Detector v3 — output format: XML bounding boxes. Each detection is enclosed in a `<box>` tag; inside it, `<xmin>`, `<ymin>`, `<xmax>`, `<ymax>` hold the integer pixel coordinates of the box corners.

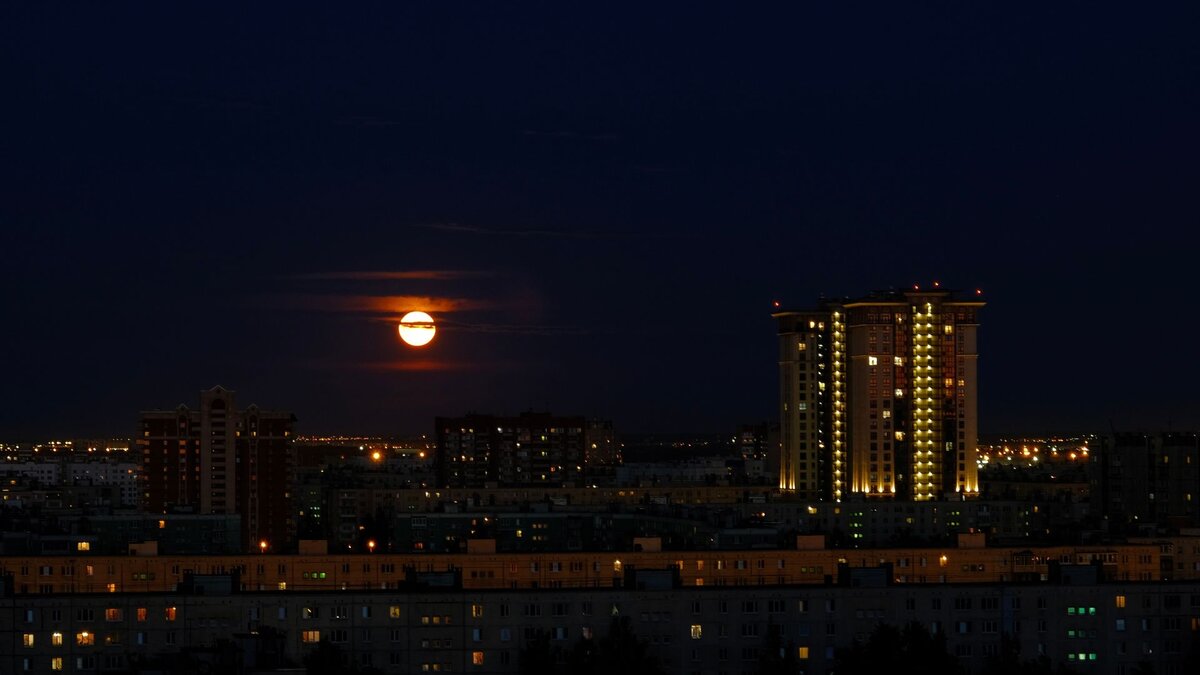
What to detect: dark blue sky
<box><xmin>2</xmin><ymin>3</ymin><xmax>1198</xmax><ymax>437</ymax></box>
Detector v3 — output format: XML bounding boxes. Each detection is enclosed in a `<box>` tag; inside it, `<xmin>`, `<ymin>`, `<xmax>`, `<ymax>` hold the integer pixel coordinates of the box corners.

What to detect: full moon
<box><xmin>398</xmin><ymin>311</ymin><xmax>436</xmax><ymax>347</ymax></box>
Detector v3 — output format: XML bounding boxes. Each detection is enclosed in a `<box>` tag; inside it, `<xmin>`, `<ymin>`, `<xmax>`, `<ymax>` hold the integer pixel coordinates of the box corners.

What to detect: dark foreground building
<box><xmin>3</xmin><ymin>569</ymin><xmax>1197</xmax><ymax>674</ymax></box>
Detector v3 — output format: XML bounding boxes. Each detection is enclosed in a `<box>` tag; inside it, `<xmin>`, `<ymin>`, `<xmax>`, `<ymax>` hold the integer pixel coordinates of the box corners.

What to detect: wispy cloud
<box><xmin>289</xmin><ymin>270</ymin><xmax>491</xmax><ymax>282</ymax></box>
<box><xmin>359</xmin><ymin>359</ymin><xmax>472</xmax><ymax>372</ymax></box>
<box><xmin>271</xmin><ymin>269</ymin><xmax>586</xmax><ymax>337</ymax></box>
<box><xmin>334</xmin><ymin>115</ymin><xmax>407</xmax><ymax>128</ymax></box>
<box><xmin>447</xmin><ymin>322</ymin><xmax>590</xmax><ymax>336</ymax></box>
<box><xmin>362</xmin><ymin>316</ymin><xmax>589</xmax><ymax>336</ymax></box>
<box><xmin>414</xmin><ymin>222</ymin><xmax>684</xmax><ymax>240</ymax></box>
<box><xmin>306</xmin><ymin>358</ymin><xmax>521</xmax><ymax>373</ymax></box>
<box><xmin>270</xmin><ymin>294</ymin><xmax>493</xmax><ymax>314</ymax></box>
<box><xmin>520</xmin><ymin>129</ymin><xmax>620</xmax><ymax>142</ymax></box>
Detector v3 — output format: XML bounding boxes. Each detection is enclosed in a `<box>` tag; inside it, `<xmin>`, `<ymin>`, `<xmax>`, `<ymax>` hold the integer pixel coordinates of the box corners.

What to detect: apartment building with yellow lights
<box><xmin>776</xmin><ymin>287</ymin><xmax>983</xmax><ymax>501</ymax></box>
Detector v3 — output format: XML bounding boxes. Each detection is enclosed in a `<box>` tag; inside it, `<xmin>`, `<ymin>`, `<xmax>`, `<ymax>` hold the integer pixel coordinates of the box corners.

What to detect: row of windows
<box><xmin>21</xmin><ymin>630</ymin><xmax>177</xmax><ymax>648</ymax></box>
<box><xmin>18</xmin><ymin>656</ymin><xmax>125</xmax><ymax>672</ymax></box>
<box><xmin>21</xmin><ymin>607</ymin><xmax>175</xmax><ymax>623</ymax></box>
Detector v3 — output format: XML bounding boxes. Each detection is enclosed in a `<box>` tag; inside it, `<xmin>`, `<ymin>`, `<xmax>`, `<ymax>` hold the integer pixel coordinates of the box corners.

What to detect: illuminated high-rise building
<box><xmin>139</xmin><ymin>386</ymin><xmax>296</xmax><ymax>550</ymax></box>
<box><xmin>774</xmin><ymin>286</ymin><xmax>982</xmax><ymax>501</ymax></box>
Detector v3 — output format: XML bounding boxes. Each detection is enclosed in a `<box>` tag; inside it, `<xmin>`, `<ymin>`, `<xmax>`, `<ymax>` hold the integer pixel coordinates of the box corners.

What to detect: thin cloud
<box><xmin>415</xmin><ymin>222</ymin><xmax>685</xmax><ymax>240</ymax></box>
<box><xmin>520</xmin><ymin>129</ymin><xmax>620</xmax><ymax>142</ymax></box>
<box><xmin>365</xmin><ymin>316</ymin><xmax>589</xmax><ymax>337</ymax></box>
<box><xmin>306</xmin><ymin>359</ymin><xmax>521</xmax><ymax>373</ymax></box>
<box><xmin>270</xmin><ymin>294</ymin><xmax>494</xmax><ymax>314</ymax></box>
<box><xmin>450</xmin><ymin>322</ymin><xmax>590</xmax><ymax>336</ymax></box>
<box><xmin>360</xmin><ymin>359</ymin><xmax>472</xmax><ymax>372</ymax></box>
<box><xmin>289</xmin><ymin>270</ymin><xmax>491</xmax><ymax>281</ymax></box>
<box><xmin>335</xmin><ymin>115</ymin><xmax>406</xmax><ymax>128</ymax></box>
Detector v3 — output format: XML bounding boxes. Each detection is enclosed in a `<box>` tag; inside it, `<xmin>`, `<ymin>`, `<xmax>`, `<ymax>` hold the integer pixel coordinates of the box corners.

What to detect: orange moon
<box><xmin>398</xmin><ymin>311</ymin><xmax>436</xmax><ymax>347</ymax></box>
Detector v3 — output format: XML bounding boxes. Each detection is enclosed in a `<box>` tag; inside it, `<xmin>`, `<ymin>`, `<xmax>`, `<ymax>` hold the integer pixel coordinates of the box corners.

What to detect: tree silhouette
<box><xmin>758</xmin><ymin>622</ymin><xmax>799</xmax><ymax>675</ymax></box>
<box><xmin>980</xmin><ymin>633</ymin><xmax>1079</xmax><ymax>675</ymax></box>
<box><xmin>525</xmin><ymin>617</ymin><xmax>664</xmax><ymax>675</ymax></box>
<box><xmin>519</xmin><ymin>630</ymin><xmax>559</xmax><ymax>675</ymax></box>
<box><xmin>835</xmin><ymin>622</ymin><xmax>962</xmax><ymax>675</ymax></box>
<box><xmin>592</xmin><ymin>616</ymin><xmax>664</xmax><ymax>675</ymax></box>
<box><xmin>304</xmin><ymin>639</ymin><xmax>344</xmax><ymax>675</ymax></box>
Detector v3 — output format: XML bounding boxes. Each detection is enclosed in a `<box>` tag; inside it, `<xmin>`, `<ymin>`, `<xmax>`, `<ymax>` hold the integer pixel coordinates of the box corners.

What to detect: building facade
<box><xmin>435</xmin><ymin>413</ymin><xmax>599</xmax><ymax>488</ymax></box>
<box><xmin>1093</xmin><ymin>433</ymin><xmax>1200</xmax><ymax>529</ymax></box>
<box><xmin>0</xmin><ymin>537</ymin><xmax>1173</xmax><ymax>598</ymax></box>
<box><xmin>138</xmin><ymin>386</ymin><xmax>296</xmax><ymax>551</ymax></box>
<box><xmin>775</xmin><ymin>287</ymin><xmax>982</xmax><ymax>502</ymax></box>
<box><xmin>4</xmin><ymin>571</ymin><xmax>1199</xmax><ymax>675</ymax></box>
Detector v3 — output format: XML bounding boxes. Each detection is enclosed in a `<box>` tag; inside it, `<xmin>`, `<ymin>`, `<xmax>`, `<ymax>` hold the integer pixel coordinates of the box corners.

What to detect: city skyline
<box><xmin>3</xmin><ymin>5</ymin><xmax>1199</xmax><ymax>439</ymax></box>
<box><xmin>4</xmin><ymin>7</ymin><xmax>1200</xmax><ymax>674</ymax></box>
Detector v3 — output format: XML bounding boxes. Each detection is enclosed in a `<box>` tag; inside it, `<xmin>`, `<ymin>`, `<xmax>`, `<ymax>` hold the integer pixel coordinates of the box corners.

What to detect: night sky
<box><xmin>2</xmin><ymin>4</ymin><xmax>1198</xmax><ymax>438</ymax></box>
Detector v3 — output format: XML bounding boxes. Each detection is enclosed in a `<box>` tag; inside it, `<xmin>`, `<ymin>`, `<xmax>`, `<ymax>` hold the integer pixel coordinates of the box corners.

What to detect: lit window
<box><xmin>136</xmin><ymin>608</ymin><xmax>147</xmax><ymax>622</ymax></box>
<box><xmin>389</xmin><ymin>606</ymin><xmax>402</xmax><ymax>619</ymax></box>
<box><xmin>302</xmin><ymin>630</ymin><xmax>320</xmax><ymax>644</ymax></box>
<box><xmin>106</xmin><ymin>583</ymin><xmax>117</xmax><ymax>593</ymax></box>
<box><xmin>868</xmin><ymin>356</ymin><xmax>878</xmax><ymax>366</ymax></box>
<box><xmin>76</xmin><ymin>631</ymin><xmax>94</xmax><ymax>646</ymax></box>
<box><xmin>278</xmin><ymin>582</ymin><xmax>287</xmax><ymax>590</ymax></box>
<box><xmin>52</xmin><ymin>658</ymin><xmax>63</xmax><ymax>671</ymax></box>
<box><xmin>894</xmin><ymin>356</ymin><xmax>903</xmax><ymax>366</ymax></box>
<box><xmin>105</xmin><ymin>608</ymin><xmax>121</xmax><ymax>621</ymax></box>
<box><xmin>472</xmin><ymin>651</ymin><xmax>484</xmax><ymax>666</ymax></box>
<box><xmin>51</xmin><ymin>632</ymin><xmax>63</xmax><ymax>646</ymax></box>
<box><xmin>164</xmin><ymin>607</ymin><xmax>177</xmax><ymax>622</ymax></box>
<box><xmin>77</xmin><ymin>542</ymin><xmax>90</xmax><ymax>551</ymax></box>
<box><xmin>158</xmin><ymin>520</ymin><xmax>166</xmax><ymax>529</ymax></box>
<box><xmin>1116</xmin><ymin>595</ymin><xmax>1126</xmax><ymax>608</ymax></box>
<box><xmin>690</xmin><ymin>625</ymin><xmax>702</xmax><ymax>639</ymax></box>
<box><xmin>944</xmin><ymin>325</ymin><xmax>953</xmax><ymax>334</ymax></box>
<box><xmin>471</xmin><ymin>604</ymin><xmax>484</xmax><ymax>619</ymax></box>
<box><xmin>613</xmin><ymin>560</ymin><xmax>622</xmax><ymax>573</ymax></box>
<box><xmin>798</xmin><ymin>646</ymin><xmax>810</xmax><ymax>659</ymax></box>
<box><xmin>23</xmin><ymin>633</ymin><xmax>34</xmax><ymax>648</ymax></box>
<box><xmin>85</xmin><ymin>565</ymin><xmax>94</xmax><ymax>576</ymax></box>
